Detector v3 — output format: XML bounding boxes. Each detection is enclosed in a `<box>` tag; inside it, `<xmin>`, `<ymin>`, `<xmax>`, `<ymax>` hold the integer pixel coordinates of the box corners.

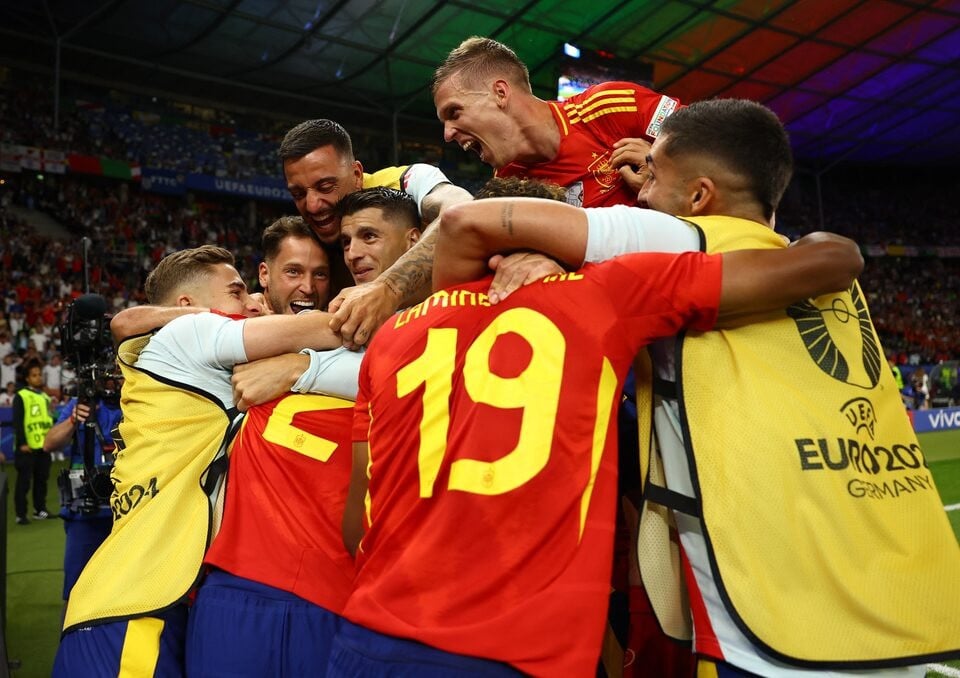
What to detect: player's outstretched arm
<box><xmin>111</xmin><ymin>305</ymin><xmax>206</xmax><ymax>342</ymax></box>
<box><xmin>717</xmin><ymin>231</ymin><xmax>863</xmax><ymax>323</ymax></box>
<box><xmin>241</xmin><ymin>311</ymin><xmax>342</xmax><ymax>361</ymax></box>
<box><xmin>232</xmin><ymin>348</ymin><xmax>362</xmax><ymax>411</ymax></box>
<box><xmin>434</xmin><ymin>198</ymin><xmax>591</xmax><ymax>290</ymax></box>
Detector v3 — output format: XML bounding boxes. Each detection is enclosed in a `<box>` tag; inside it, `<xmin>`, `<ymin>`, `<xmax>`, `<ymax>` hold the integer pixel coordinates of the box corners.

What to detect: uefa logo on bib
<box><xmin>786</xmin><ymin>284</ymin><xmax>883</xmax><ymax>390</ymax></box>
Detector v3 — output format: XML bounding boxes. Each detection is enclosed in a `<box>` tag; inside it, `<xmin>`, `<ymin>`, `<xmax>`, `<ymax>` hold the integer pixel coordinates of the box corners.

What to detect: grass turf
<box><xmin>4</xmin><ymin>458</ymin><xmax>67</xmax><ymax>678</ymax></box>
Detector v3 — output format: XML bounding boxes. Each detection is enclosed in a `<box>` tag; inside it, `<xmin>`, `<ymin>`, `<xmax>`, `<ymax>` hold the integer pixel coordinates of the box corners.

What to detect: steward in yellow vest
<box><xmin>16</xmin><ymin>383</ymin><xmax>53</xmax><ymax>450</ymax></box>
<box><xmin>13</xmin><ymin>362</ymin><xmax>54</xmax><ymax>523</ymax></box>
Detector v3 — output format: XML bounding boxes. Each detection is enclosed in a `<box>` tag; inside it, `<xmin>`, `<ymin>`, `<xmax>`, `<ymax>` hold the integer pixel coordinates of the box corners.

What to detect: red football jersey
<box><xmin>205</xmin><ymin>392</ymin><xmax>355</xmax><ymax>615</ymax></box>
<box><xmin>496</xmin><ymin>81</ymin><xmax>681</xmax><ymax>208</ymax></box>
<box><xmin>346</xmin><ymin>251</ymin><xmax>721</xmax><ymax>677</ymax></box>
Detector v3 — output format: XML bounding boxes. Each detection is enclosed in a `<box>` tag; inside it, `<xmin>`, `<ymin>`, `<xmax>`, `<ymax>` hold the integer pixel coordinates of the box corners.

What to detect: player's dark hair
<box><xmin>660</xmin><ymin>98</ymin><xmax>792</xmax><ymax>220</ymax></box>
<box><xmin>474</xmin><ymin>177</ymin><xmax>567</xmax><ymax>201</ymax></box>
<box><xmin>334</xmin><ymin>187</ymin><xmax>420</xmax><ymax>232</ymax></box>
<box><xmin>261</xmin><ymin>216</ymin><xmax>317</xmax><ymax>262</ymax></box>
<box><xmin>279</xmin><ymin>119</ymin><xmax>354</xmax><ymax>163</ymax></box>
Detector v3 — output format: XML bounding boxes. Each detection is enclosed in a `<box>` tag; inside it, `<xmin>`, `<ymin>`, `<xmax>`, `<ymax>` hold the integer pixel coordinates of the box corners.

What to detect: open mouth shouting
<box><xmin>460</xmin><ymin>139</ymin><xmax>486</xmax><ymax>163</ymax></box>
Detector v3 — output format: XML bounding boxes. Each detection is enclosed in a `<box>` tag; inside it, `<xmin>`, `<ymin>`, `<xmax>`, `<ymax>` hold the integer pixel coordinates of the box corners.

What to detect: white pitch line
<box><xmin>926</xmin><ymin>663</ymin><xmax>960</xmax><ymax>678</ymax></box>
<box><xmin>945</xmin><ymin>503</ymin><xmax>960</xmax><ymax>512</ymax></box>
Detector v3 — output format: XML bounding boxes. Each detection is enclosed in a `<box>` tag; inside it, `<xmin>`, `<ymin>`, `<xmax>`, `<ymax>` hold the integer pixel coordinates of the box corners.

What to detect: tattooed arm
<box><xmin>433</xmin><ymin>198</ymin><xmax>591</xmax><ymax>290</ymax></box>
<box><xmin>328</xmin><ymin>182</ymin><xmax>472</xmax><ymax>349</ymax></box>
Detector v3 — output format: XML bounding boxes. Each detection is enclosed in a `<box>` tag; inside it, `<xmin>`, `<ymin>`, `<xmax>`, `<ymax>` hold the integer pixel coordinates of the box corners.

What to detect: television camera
<box><xmin>57</xmin><ymin>293</ymin><xmax>121</xmax><ymax>512</ymax></box>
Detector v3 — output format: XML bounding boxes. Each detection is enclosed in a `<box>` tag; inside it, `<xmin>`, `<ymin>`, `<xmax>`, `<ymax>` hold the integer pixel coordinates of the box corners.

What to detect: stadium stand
<box><xmin>1</xmin><ymin>66</ymin><xmax>958</xmax><ymax>399</ymax></box>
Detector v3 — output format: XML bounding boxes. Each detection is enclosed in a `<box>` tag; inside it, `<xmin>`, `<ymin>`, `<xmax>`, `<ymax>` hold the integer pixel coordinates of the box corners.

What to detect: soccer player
<box><xmin>54</xmin><ymin>246</ymin><xmax>358</xmax><ymax>678</ymax></box>
<box><xmin>433</xmin><ymin>37</ymin><xmax>687</xmax><ymax>673</ymax></box>
<box><xmin>279</xmin><ymin>119</ymin><xmax>471</xmax><ymax>348</ymax></box>
<box><xmin>257</xmin><ymin>215</ymin><xmax>330</xmax><ymax>315</ymax></box>
<box><xmin>330</xmin><ymin>203</ymin><xmax>863</xmax><ymax>675</ymax></box>
<box><xmin>339</xmin><ymin>187</ymin><xmax>422</xmax><ymax>286</ymax></box>
<box><xmin>187</xmin><ymin>220</ymin><xmax>362</xmax><ymax>677</ymax></box>
<box><xmin>230</xmin><ymin>190</ymin><xmax>425</xmax><ymax>408</ymax></box>
<box><xmin>433</xmin><ymin>36</ymin><xmax>679</xmax><ymax>208</ymax></box>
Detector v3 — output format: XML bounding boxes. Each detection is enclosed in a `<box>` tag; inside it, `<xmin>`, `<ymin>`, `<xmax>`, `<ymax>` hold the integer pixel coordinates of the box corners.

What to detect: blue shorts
<box><xmin>327</xmin><ymin>618</ymin><xmax>523</xmax><ymax>677</ymax></box>
<box><xmin>53</xmin><ymin>606</ymin><xmax>188</xmax><ymax>678</ymax></box>
<box><xmin>62</xmin><ymin>515</ymin><xmax>113</xmax><ymax>600</ymax></box>
<box><xmin>186</xmin><ymin>569</ymin><xmax>341</xmax><ymax>677</ymax></box>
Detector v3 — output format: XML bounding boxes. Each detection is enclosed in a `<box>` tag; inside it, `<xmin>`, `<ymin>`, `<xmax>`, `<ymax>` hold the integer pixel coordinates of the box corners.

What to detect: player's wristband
<box><xmin>291</xmin><ymin>347</ymin><xmax>363</xmax><ymax>401</ymax></box>
<box><xmin>402</xmin><ymin>164</ymin><xmax>451</xmax><ymax>216</ymax></box>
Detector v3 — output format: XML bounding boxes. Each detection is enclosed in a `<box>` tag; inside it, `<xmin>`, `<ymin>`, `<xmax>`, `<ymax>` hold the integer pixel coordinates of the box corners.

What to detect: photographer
<box><xmin>44</xmin><ymin>377</ymin><xmax>122</xmax><ymax>600</ymax></box>
<box><xmin>43</xmin><ymin>292</ymin><xmax>121</xmax><ymax>601</ymax></box>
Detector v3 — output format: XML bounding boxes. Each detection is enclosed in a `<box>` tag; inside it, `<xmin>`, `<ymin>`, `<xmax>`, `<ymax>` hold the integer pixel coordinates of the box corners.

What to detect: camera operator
<box><xmin>44</xmin><ymin>377</ymin><xmax>122</xmax><ymax>601</ymax></box>
<box><xmin>43</xmin><ymin>292</ymin><xmax>121</xmax><ymax>604</ymax></box>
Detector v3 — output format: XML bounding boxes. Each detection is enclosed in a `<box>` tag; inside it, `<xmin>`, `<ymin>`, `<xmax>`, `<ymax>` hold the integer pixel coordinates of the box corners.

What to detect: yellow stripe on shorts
<box><xmin>696</xmin><ymin>658</ymin><xmax>720</xmax><ymax>678</ymax></box>
<box><xmin>119</xmin><ymin>616</ymin><xmax>165</xmax><ymax>678</ymax></box>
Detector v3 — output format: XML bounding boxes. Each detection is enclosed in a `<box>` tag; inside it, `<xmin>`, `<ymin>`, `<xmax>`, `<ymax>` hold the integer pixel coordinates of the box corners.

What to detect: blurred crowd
<box><xmin>1</xmin><ymin>74</ymin><xmax>957</xmax><ymax>406</ymax></box>
<box><xmin>0</xmin><ymin>172</ymin><xmax>287</xmax><ymax>403</ymax></box>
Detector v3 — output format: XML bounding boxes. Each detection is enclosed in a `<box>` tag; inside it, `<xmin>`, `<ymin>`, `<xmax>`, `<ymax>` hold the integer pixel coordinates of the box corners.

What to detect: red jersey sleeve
<box><xmin>575</xmin><ymin>81</ymin><xmax>681</xmax><ymax>141</ymax></box>
<box><xmin>590</xmin><ymin>250</ymin><xmax>721</xmax><ymax>342</ymax></box>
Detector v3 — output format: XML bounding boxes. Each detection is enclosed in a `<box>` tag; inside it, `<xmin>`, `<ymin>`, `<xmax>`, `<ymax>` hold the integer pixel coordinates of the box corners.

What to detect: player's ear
<box><xmin>258</xmin><ymin>262</ymin><xmax>270</xmax><ymax>290</ymax></box>
<box><xmin>493</xmin><ymin>79</ymin><xmax>510</xmax><ymax>107</ymax></box>
<box><xmin>176</xmin><ymin>294</ymin><xmax>194</xmax><ymax>308</ymax></box>
<box><xmin>351</xmin><ymin>160</ymin><xmax>363</xmax><ymax>191</ymax></box>
<box><xmin>406</xmin><ymin>228</ymin><xmax>421</xmax><ymax>248</ymax></box>
<box><xmin>689</xmin><ymin>177</ymin><xmax>715</xmax><ymax>215</ymax></box>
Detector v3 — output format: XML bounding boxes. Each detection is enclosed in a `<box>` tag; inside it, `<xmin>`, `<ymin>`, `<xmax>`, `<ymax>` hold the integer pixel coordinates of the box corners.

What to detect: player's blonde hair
<box><xmin>433</xmin><ymin>37</ymin><xmax>531</xmax><ymax>94</ymax></box>
<box><xmin>144</xmin><ymin>245</ymin><xmax>236</xmax><ymax>305</ymax></box>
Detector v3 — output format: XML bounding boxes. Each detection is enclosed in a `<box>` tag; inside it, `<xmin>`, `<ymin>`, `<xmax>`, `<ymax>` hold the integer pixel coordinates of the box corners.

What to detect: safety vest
<box><xmin>17</xmin><ymin>387</ymin><xmax>52</xmax><ymax>449</ymax></box>
<box><xmin>891</xmin><ymin>364</ymin><xmax>904</xmax><ymax>390</ymax></box>
<box><xmin>672</xmin><ymin>215</ymin><xmax>960</xmax><ymax>666</ymax></box>
<box><xmin>64</xmin><ymin>334</ymin><xmax>239</xmax><ymax>631</ymax></box>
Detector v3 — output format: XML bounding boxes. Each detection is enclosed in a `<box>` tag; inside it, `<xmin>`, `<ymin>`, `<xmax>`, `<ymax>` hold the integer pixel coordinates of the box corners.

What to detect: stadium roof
<box><xmin>2</xmin><ymin>0</ymin><xmax>959</xmax><ymax>168</ymax></box>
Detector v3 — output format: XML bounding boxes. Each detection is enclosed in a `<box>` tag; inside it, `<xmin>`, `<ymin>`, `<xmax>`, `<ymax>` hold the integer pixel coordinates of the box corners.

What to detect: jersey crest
<box><xmin>587</xmin><ymin>150</ymin><xmax>618</xmax><ymax>192</ymax></box>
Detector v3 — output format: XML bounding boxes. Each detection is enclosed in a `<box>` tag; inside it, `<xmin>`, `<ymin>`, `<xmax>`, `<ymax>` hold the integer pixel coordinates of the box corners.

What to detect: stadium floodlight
<box><xmin>563</xmin><ymin>43</ymin><xmax>581</xmax><ymax>59</ymax></box>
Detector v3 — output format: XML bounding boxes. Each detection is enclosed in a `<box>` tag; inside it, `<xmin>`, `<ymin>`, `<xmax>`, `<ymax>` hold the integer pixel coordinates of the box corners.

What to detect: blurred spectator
<box><xmin>0</xmin><ymin>330</ymin><xmax>13</xmax><ymax>358</ymax></box>
<box><xmin>43</xmin><ymin>352</ymin><xmax>63</xmax><ymax>399</ymax></box>
<box><xmin>1</xmin><ymin>352</ymin><xmax>21</xmax><ymax>389</ymax></box>
<box><xmin>0</xmin><ymin>381</ymin><xmax>15</xmax><ymax>406</ymax></box>
<box><xmin>909</xmin><ymin>367</ymin><xmax>930</xmax><ymax>410</ymax></box>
